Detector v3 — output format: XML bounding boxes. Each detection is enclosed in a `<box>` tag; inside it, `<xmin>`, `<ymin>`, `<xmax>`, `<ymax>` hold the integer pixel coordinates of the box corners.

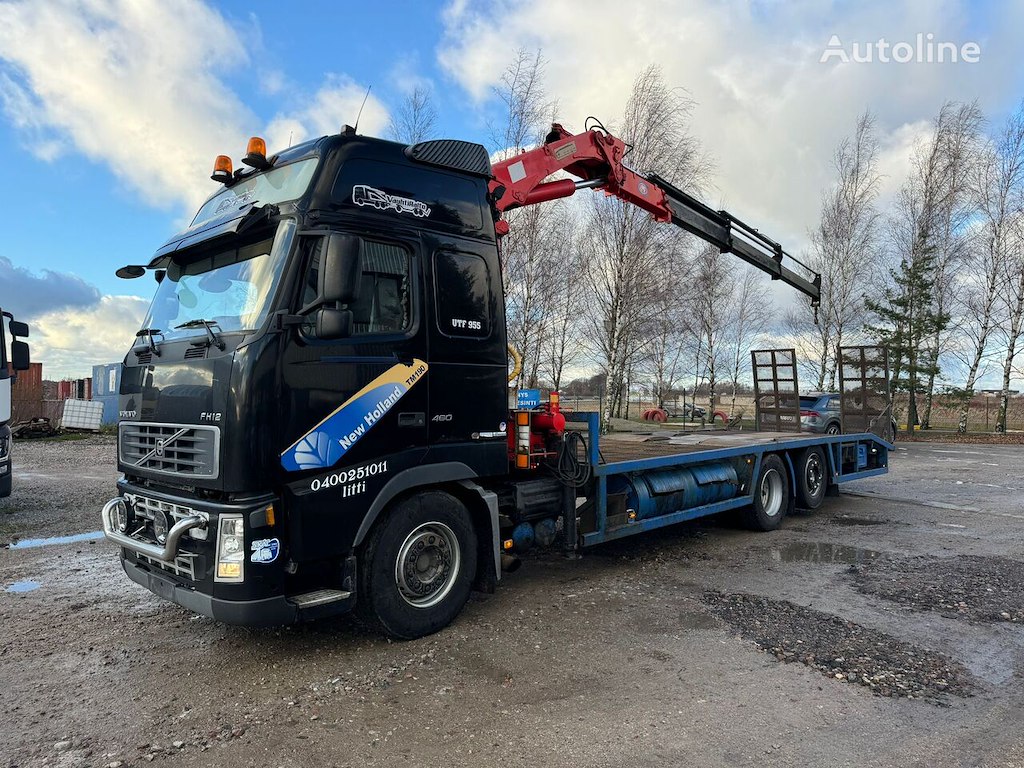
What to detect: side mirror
<box><xmin>11</xmin><ymin>340</ymin><xmax>30</xmax><ymax>371</ymax></box>
<box><xmin>315</xmin><ymin>308</ymin><xmax>353</xmax><ymax>340</ymax></box>
<box><xmin>319</xmin><ymin>234</ymin><xmax>362</xmax><ymax>305</ymax></box>
<box><xmin>8</xmin><ymin>320</ymin><xmax>28</xmax><ymax>338</ymax></box>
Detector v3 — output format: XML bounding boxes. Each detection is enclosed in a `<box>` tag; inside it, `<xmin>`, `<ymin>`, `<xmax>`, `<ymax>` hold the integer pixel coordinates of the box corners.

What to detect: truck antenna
<box><xmin>353</xmin><ymin>85</ymin><xmax>371</xmax><ymax>134</ymax></box>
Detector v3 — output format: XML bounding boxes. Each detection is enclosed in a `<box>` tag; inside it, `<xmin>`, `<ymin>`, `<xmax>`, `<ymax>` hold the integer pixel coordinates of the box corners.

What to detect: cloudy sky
<box><xmin>0</xmin><ymin>0</ymin><xmax>1021</xmax><ymax>378</ymax></box>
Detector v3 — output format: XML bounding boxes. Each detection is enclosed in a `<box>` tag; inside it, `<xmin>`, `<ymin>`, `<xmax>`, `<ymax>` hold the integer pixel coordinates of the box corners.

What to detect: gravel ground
<box><xmin>2</xmin><ymin>440</ymin><xmax>1024</xmax><ymax>767</ymax></box>
<box><xmin>0</xmin><ymin>434</ymin><xmax>114</xmax><ymax>546</ymax></box>
<box><xmin>703</xmin><ymin>592</ymin><xmax>975</xmax><ymax>702</ymax></box>
<box><xmin>854</xmin><ymin>554</ymin><xmax>1024</xmax><ymax>624</ymax></box>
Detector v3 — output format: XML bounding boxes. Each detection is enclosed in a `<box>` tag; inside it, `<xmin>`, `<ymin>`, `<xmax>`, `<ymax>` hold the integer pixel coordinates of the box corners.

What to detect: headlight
<box><xmin>215</xmin><ymin>515</ymin><xmax>245</xmax><ymax>582</ymax></box>
<box><xmin>151</xmin><ymin>509</ymin><xmax>169</xmax><ymax>544</ymax></box>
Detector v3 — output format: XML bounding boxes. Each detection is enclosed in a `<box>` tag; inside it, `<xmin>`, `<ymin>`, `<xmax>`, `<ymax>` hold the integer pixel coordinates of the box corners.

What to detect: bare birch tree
<box><xmin>918</xmin><ymin>102</ymin><xmax>985</xmax><ymax>427</ymax></box>
<box><xmin>953</xmin><ymin>103</ymin><xmax>1024</xmax><ymax>431</ymax></box>
<box><xmin>788</xmin><ymin>111</ymin><xmax>882</xmax><ymax>391</ymax></box>
<box><xmin>386</xmin><ymin>86</ymin><xmax>438</xmax><ymax>144</ymax></box>
<box><xmin>726</xmin><ymin>267</ymin><xmax>772</xmax><ymax>417</ymax></box>
<box><xmin>987</xmin><ymin>103</ymin><xmax>1024</xmax><ymax>434</ymax></box>
<box><xmin>582</xmin><ymin>65</ymin><xmax>710</xmax><ymax>425</ymax></box>
<box><xmin>488</xmin><ymin>49</ymin><xmax>561</xmax><ymax>389</ymax></box>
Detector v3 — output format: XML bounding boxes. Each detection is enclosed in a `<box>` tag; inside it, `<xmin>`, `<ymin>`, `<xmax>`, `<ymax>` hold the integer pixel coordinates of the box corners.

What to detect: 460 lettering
<box><xmin>310</xmin><ymin>460</ymin><xmax>388</xmax><ymax>493</ymax></box>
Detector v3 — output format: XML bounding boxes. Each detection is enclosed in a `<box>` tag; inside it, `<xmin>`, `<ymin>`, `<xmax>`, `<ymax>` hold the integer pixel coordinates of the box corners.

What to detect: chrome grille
<box><xmin>127</xmin><ymin>494</ymin><xmax>207</xmax><ymax>581</ymax></box>
<box><xmin>139</xmin><ymin>552</ymin><xmax>198</xmax><ymax>580</ymax></box>
<box><xmin>119</xmin><ymin>422</ymin><xmax>220</xmax><ymax>479</ymax></box>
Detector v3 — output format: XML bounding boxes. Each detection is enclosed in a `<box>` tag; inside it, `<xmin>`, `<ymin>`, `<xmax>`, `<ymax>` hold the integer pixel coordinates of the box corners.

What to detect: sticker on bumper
<box><xmin>251</xmin><ymin>538</ymin><xmax>280</xmax><ymax>563</ymax></box>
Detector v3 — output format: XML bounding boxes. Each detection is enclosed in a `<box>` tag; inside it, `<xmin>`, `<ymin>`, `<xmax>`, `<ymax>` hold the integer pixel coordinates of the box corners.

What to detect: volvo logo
<box><xmin>154</xmin><ymin>439</ymin><xmax>166</xmax><ymax>457</ymax></box>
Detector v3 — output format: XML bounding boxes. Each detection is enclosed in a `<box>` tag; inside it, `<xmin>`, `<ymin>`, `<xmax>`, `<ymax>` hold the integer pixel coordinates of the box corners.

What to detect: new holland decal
<box><xmin>280</xmin><ymin>359</ymin><xmax>427</xmax><ymax>471</ymax></box>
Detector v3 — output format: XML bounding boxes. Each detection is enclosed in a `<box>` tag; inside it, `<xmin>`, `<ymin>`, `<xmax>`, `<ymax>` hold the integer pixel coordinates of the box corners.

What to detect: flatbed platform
<box><xmin>597</xmin><ymin>430</ymin><xmax>816</xmax><ymax>464</ymax></box>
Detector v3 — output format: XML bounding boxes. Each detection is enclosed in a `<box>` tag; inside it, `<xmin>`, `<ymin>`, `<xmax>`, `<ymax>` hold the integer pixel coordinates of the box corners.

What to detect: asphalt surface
<box><xmin>1</xmin><ymin>438</ymin><xmax>1023</xmax><ymax>767</ymax></box>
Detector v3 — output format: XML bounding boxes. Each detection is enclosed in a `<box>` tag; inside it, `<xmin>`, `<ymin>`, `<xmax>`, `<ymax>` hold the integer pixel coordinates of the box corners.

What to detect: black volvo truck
<box><xmin>102</xmin><ymin>126</ymin><xmax>891</xmax><ymax>638</ymax></box>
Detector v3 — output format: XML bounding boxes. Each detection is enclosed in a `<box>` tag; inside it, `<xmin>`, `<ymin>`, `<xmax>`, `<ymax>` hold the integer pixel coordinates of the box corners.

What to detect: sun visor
<box><xmin>148</xmin><ymin>204</ymin><xmax>278</xmax><ymax>266</ymax></box>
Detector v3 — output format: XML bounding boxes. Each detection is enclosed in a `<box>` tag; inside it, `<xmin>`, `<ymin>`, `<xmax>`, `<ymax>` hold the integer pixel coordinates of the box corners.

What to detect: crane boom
<box><xmin>489</xmin><ymin>123</ymin><xmax>821</xmax><ymax>305</ymax></box>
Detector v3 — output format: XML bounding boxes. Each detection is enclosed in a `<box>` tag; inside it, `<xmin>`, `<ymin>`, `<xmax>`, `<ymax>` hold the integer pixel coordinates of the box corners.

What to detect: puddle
<box><xmin>7</xmin><ymin>531</ymin><xmax>105</xmax><ymax>549</ymax></box>
<box><xmin>830</xmin><ymin>516</ymin><xmax>887</xmax><ymax>527</ymax></box>
<box><xmin>5</xmin><ymin>580</ymin><xmax>41</xmax><ymax>593</ymax></box>
<box><xmin>768</xmin><ymin>542</ymin><xmax>883</xmax><ymax>565</ymax></box>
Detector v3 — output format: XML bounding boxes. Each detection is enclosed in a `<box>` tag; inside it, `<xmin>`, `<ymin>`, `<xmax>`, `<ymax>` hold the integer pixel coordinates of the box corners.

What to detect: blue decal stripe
<box><xmin>281</xmin><ymin>359</ymin><xmax>427</xmax><ymax>471</ymax></box>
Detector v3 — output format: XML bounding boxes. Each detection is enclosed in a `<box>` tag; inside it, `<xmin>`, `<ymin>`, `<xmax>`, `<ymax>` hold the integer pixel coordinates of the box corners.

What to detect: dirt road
<box><xmin>2</xmin><ymin>438</ymin><xmax>1023</xmax><ymax>767</ymax></box>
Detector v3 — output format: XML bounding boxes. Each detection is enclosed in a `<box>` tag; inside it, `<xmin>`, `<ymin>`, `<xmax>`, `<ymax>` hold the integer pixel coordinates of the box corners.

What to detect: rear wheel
<box><xmin>742</xmin><ymin>454</ymin><xmax>790</xmax><ymax>531</ymax></box>
<box><xmin>825</xmin><ymin>422</ymin><xmax>841</xmax><ymax>435</ymax></box>
<box><xmin>358</xmin><ymin>490</ymin><xmax>477</xmax><ymax>640</ymax></box>
<box><xmin>794</xmin><ymin>447</ymin><xmax>827</xmax><ymax>512</ymax></box>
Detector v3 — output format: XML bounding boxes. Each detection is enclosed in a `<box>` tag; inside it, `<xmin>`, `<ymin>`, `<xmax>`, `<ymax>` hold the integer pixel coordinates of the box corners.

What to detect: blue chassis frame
<box><xmin>576</xmin><ymin>413</ymin><xmax>891</xmax><ymax>547</ymax></box>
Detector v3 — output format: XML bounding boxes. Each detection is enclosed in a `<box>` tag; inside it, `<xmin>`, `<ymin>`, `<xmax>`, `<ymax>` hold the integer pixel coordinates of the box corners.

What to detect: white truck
<box><xmin>1</xmin><ymin>309</ymin><xmax>31</xmax><ymax>497</ymax></box>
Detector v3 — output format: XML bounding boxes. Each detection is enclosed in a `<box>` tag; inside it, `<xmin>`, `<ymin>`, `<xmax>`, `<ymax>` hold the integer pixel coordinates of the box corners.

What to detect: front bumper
<box><xmin>121</xmin><ymin>558</ymin><xmax>299</xmax><ymax>626</ymax></box>
<box><xmin>103</xmin><ymin>483</ymin><xmax>357</xmax><ymax>626</ymax></box>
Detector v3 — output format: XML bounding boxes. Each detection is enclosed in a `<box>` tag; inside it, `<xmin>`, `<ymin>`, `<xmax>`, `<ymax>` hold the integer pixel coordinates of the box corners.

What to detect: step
<box><xmin>288</xmin><ymin>589</ymin><xmax>352</xmax><ymax>608</ymax></box>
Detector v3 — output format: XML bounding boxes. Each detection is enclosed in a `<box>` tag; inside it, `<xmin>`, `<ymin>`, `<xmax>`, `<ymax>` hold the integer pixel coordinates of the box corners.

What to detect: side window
<box><xmin>434</xmin><ymin>251</ymin><xmax>490</xmax><ymax>338</ymax></box>
<box><xmin>827</xmin><ymin>397</ymin><xmax>841</xmax><ymax>411</ymax></box>
<box><xmin>300</xmin><ymin>237</ymin><xmax>411</xmax><ymax>337</ymax></box>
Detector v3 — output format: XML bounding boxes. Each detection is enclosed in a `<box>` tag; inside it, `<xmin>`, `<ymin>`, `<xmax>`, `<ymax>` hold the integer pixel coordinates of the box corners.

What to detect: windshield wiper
<box><xmin>135</xmin><ymin>328</ymin><xmax>163</xmax><ymax>357</ymax></box>
<box><xmin>175</xmin><ymin>319</ymin><xmax>226</xmax><ymax>350</ymax></box>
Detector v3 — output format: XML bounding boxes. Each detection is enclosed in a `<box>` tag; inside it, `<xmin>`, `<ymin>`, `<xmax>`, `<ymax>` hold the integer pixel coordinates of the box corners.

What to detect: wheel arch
<box><xmin>351</xmin><ymin>462</ymin><xmax>500</xmax><ymax>590</ymax></box>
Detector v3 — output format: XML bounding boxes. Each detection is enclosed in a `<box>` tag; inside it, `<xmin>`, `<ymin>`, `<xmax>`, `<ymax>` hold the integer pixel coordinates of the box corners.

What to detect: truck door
<box><xmin>278</xmin><ymin>232</ymin><xmax>429</xmax><ymax>557</ymax></box>
<box><xmin>425</xmin><ymin>241</ymin><xmax>508</xmax><ymax>470</ymax></box>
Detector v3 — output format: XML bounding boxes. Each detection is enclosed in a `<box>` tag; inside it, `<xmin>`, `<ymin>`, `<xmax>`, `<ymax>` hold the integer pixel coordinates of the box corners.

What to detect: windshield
<box><xmin>191</xmin><ymin>158</ymin><xmax>319</xmax><ymax>229</ymax></box>
<box><xmin>142</xmin><ymin>220</ymin><xmax>296</xmax><ymax>342</ymax></box>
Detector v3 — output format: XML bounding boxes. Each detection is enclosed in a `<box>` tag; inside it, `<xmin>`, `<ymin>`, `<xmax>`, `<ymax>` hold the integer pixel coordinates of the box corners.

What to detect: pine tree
<box><xmin>865</xmin><ymin>234</ymin><xmax>950</xmax><ymax>433</ymax></box>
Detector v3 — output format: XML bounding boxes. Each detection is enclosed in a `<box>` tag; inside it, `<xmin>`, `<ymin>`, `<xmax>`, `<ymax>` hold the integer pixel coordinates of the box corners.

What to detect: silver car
<box><xmin>800</xmin><ymin>393</ymin><xmax>842</xmax><ymax>435</ymax></box>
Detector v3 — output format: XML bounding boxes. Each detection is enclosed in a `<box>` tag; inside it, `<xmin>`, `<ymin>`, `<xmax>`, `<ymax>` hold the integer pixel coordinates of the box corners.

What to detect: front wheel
<box><xmin>742</xmin><ymin>454</ymin><xmax>790</xmax><ymax>531</ymax></box>
<box><xmin>358</xmin><ymin>491</ymin><xmax>477</xmax><ymax>640</ymax></box>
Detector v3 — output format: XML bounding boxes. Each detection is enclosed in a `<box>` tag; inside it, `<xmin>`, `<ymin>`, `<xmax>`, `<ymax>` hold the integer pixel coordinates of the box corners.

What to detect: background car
<box><xmin>800</xmin><ymin>393</ymin><xmax>842</xmax><ymax>434</ymax></box>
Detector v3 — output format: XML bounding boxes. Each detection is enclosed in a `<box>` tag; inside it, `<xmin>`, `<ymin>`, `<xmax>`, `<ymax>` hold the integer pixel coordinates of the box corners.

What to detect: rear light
<box><xmin>801</xmin><ymin>410</ymin><xmax>820</xmax><ymax>418</ymax></box>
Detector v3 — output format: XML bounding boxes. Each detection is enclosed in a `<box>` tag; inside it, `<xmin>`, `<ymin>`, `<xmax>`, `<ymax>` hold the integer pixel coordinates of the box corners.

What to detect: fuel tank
<box><xmin>607</xmin><ymin>462</ymin><xmax>739</xmax><ymax>519</ymax></box>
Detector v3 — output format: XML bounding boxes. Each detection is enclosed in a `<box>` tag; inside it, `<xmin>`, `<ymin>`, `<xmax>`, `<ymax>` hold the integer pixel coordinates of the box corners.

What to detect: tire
<box><xmin>358</xmin><ymin>490</ymin><xmax>477</xmax><ymax>640</ymax></box>
<box><xmin>0</xmin><ymin>468</ymin><xmax>10</xmax><ymax>498</ymax></box>
<box><xmin>742</xmin><ymin>454</ymin><xmax>790</xmax><ymax>531</ymax></box>
<box><xmin>825</xmin><ymin>422</ymin><xmax>841</xmax><ymax>436</ymax></box>
<box><xmin>794</xmin><ymin>447</ymin><xmax>827</xmax><ymax>512</ymax></box>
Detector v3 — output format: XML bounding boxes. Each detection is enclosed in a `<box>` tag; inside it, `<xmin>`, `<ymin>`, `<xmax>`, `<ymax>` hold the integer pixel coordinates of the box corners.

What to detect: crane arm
<box><xmin>489</xmin><ymin>123</ymin><xmax>821</xmax><ymax>305</ymax></box>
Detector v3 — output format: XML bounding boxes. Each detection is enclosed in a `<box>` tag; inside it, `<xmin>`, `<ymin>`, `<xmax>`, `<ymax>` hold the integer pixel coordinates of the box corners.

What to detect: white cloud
<box><xmin>437</xmin><ymin>0</ymin><xmax>1024</xmax><ymax>258</ymax></box>
<box><xmin>0</xmin><ymin>0</ymin><xmax>255</xmax><ymax>213</ymax></box>
<box><xmin>264</xmin><ymin>75</ymin><xmax>390</xmax><ymax>152</ymax></box>
<box><xmin>29</xmin><ymin>294</ymin><xmax>149</xmax><ymax>379</ymax></box>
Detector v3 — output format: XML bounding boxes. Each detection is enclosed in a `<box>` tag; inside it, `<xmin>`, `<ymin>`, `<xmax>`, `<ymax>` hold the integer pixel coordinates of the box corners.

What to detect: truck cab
<box><xmin>103</xmin><ymin>131</ymin><xmax>511</xmax><ymax>636</ymax></box>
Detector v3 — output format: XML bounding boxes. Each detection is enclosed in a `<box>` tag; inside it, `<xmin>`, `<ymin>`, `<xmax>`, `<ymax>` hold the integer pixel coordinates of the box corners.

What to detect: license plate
<box><xmin>149</xmin><ymin>573</ymin><xmax>175</xmax><ymax>601</ymax></box>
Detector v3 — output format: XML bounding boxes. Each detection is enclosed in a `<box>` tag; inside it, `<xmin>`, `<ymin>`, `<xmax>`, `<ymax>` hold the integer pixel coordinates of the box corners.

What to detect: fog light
<box><xmin>151</xmin><ymin>509</ymin><xmax>169</xmax><ymax>544</ymax></box>
<box><xmin>113</xmin><ymin>499</ymin><xmax>130</xmax><ymax>533</ymax></box>
<box><xmin>215</xmin><ymin>515</ymin><xmax>245</xmax><ymax>583</ymax></box>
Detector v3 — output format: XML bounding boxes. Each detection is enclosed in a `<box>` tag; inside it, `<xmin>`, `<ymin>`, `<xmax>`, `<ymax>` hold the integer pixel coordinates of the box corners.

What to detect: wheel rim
<box><xmin>805</xmin><ymin>454</ymin><xmax>823</xmax><ymax>497</ymax></box>
<box><xmin>395</xmin><ymin>522</ymin><xmax>461</xmax><ymax>609</ymax></box>
<box><xmin>827</xmin><ymin>424</ymin><xmax>840</xmax><ymax>435</ymax></box>
<box><xmin>760</xmin><ymin>468</ymin><xmax>784</xmax><ymax>517</ymax></box>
